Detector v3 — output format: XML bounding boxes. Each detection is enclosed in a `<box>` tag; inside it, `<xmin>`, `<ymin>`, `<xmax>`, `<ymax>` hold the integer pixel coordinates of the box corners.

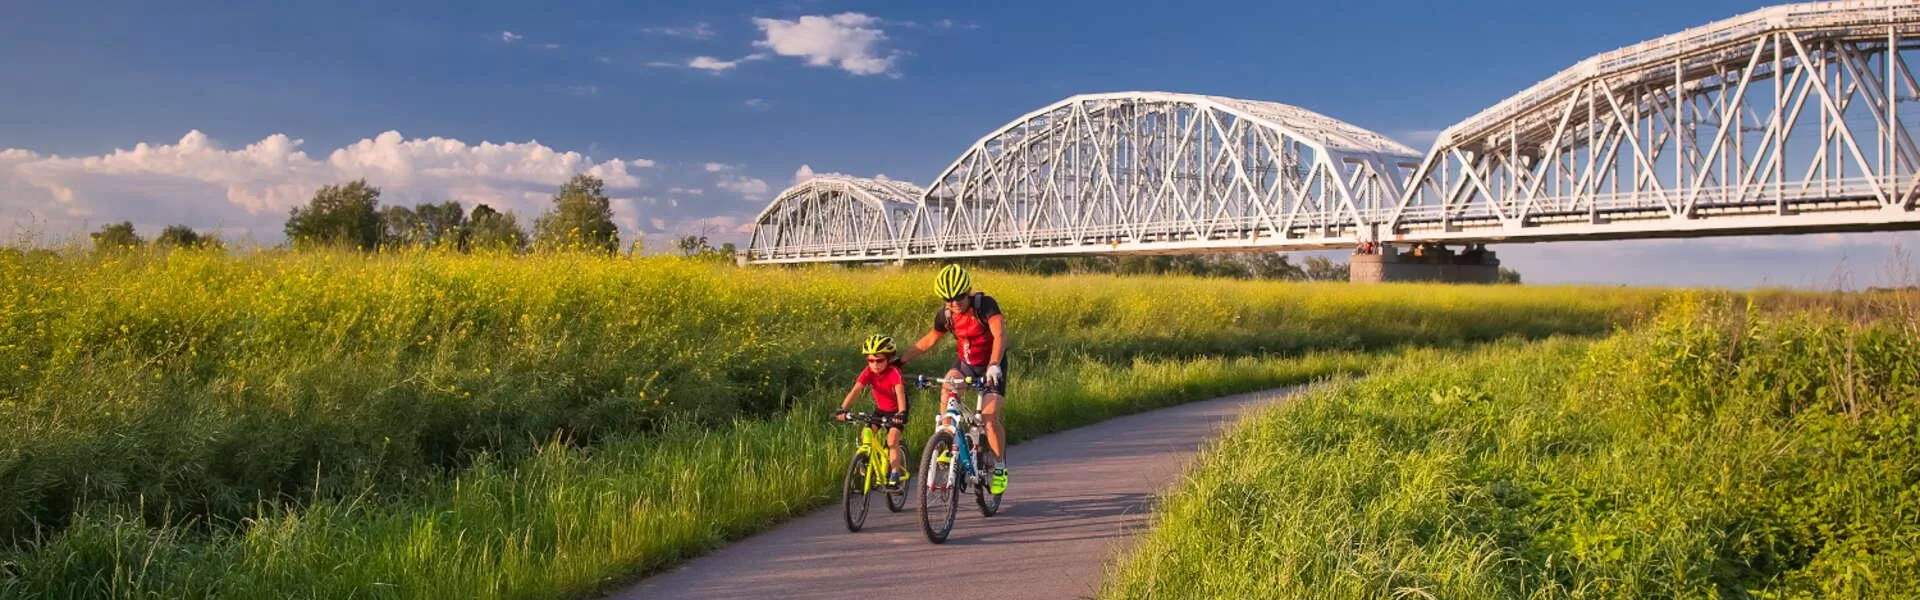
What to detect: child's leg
<box><xmin>887</xmin><ymin>426</ymin><xmax>905</xmax><ymax>472</ymax></box>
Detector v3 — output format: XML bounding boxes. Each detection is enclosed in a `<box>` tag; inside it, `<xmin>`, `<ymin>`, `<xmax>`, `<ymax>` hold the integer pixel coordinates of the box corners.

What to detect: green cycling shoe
<box><xmin>989</xmin><ymin>466</ymin><xmax>1008</xmax><ymax>494</ymax></box>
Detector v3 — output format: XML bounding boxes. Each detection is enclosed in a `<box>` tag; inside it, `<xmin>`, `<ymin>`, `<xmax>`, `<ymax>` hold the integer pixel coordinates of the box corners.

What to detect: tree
<box><xmin>91</xmin><ymin>221</ymin><xmax>143</xmax><ymax>251</ymax></box>
<box><xmin>533</xmin><ymin>174</ymin><xmax>619</xmax><ymax>253</ymax></box>
<box><xmin>1302</xmin><ymin>256</ymin><xmax>1349</xmax><ymax>281</ymax></box>
<box><xmin>380</xmin><ymin>205</ymin><xmax>424</xmax><ymax>248</ymax></box>
<box><xmin>674</xmin><ymin>235</ymin><xmax>712</xmax><ymax>256</ymax></box>
<box><xmin>155</xmin><ymin>225</ymin><xmax>205</xmax><ymax>249</ymax></box>
<box><xmin>467</xmin><ymin>203</ymin><xmax>528</xmax><ymax>253</ymax></box>
<box><xmin>1497</xmin><ymin>266</ymin><xmax>1524</xmax><ymax>284</ymax></box>
<box><xmin>286</xmin><ymin>180</ymin><xmax>382</xmax><ymax>250</ymax></box>
<box><xmin>415</xmin><ymin>201</ymin><xmax>467</xmax><ymax>249</ymax></box>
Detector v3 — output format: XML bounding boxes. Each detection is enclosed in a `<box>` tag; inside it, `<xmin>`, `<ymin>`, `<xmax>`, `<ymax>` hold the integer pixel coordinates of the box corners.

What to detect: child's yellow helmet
<box><xmin>860</xmin><ymin>334</ymin><xmax>896</xmax><ymax>355</ymax></box>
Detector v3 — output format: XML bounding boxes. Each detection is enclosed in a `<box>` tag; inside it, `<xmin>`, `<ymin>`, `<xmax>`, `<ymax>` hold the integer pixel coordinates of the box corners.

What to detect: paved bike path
<box><xmin>613</xmin><ymin>387</ymin><xmax>1296</xmax><ymax>600</ymax></box>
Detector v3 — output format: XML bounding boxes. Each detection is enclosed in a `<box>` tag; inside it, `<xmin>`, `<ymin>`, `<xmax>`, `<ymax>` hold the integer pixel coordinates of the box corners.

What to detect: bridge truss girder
<box><xmin>908</xmin><ymin>93</ymin><xmax>1421</xmax><ymax>259</ymax></box>
<box><xmin>1393</xmin><ymin>2</ymin><xmax>1920</xmax><ymax>244</ymax></box>
<box><xmin>746</xmin><ymin>176</ymin><xmax>923</xmax><ymax>263</ymax></box>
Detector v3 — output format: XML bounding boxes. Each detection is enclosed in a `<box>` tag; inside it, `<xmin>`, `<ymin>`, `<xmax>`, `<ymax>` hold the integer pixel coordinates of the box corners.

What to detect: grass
<box><xmin>0</xmin><ymin>248</ymin><xmax>1655</xmax><ymax>597</ymax></box>
<box><xmin>1102</xmin><ymin>292</ymin><xmax>1920</xmax><ymax>599</ymax></box>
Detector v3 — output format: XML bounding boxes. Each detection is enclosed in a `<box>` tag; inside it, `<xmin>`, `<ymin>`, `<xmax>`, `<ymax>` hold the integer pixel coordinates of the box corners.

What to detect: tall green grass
<box><xmin>2</xmin><ymin>353</ymin><xmax>1369</xmax><ymax>598</ymax></box>
<box><xmin>0</xmin><ymin>249</ymin><xmax>1648</xmax><ymax>541</ymax></box>
<box><xmin>0</xmin><ymin>248</ymin><xmax>1654</xmax><ymax>597</ymax></box>
<box><xmin>1103</xmin><ymin>293</ymin><xmax>1920</xmax><ymax>598</ymax></box>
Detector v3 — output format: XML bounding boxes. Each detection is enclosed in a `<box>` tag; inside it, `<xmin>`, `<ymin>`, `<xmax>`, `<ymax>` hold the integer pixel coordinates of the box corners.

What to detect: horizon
<box><xmin>6</xmin><ymin>0</ymin><xmax>1920</xmax><ymax>287</ymax></box>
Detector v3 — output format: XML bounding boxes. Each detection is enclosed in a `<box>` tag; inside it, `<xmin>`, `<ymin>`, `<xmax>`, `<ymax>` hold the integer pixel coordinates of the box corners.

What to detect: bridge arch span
<box><xmin>909</xmin><ymin>92</ymin><xmax>1421</xmax><ymax>258</ymax></box>
<box><xmin>746</xmin><ymin>175</ymin><xmax>924</xmax><ymax>263</ymax></box>
<box><xmin>1395</xmin><ymin>0</ymin><xmax>1920</xmax><ymax>242</ymax></box>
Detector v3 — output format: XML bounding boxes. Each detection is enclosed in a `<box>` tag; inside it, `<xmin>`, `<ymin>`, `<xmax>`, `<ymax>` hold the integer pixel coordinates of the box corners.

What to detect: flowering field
<box><xmin>0</xmin><ymin>248</ymin><xmax>1652</xmax><ymax>597</ymax></box>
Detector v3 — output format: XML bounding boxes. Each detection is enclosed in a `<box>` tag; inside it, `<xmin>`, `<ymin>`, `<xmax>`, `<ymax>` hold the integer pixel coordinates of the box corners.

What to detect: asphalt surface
<box><xmin>613</xmin><ymin>387</ymin><xmax>1296</xmax><ymax>600</ymax></box>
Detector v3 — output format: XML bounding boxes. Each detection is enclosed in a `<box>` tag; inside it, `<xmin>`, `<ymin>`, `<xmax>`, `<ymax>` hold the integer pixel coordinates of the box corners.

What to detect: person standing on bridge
<box><xmin>895</xmin><ymin>264</ymin><xmax>1011</xmax><ymax>495</ymax></box>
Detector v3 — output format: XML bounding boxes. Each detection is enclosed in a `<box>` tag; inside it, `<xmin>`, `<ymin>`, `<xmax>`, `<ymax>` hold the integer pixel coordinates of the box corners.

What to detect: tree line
<box><xmin>88</xmin><ymin>173</ymin><xmax>733</xmax><ymax>259</ymax></box>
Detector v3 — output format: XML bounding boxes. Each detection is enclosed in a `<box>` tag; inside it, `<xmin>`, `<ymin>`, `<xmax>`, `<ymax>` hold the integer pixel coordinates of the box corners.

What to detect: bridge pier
<box><xmin>1349</xmin><ymin>243</ymin><xmax>1500</xmax><ymax>284</ymax></box>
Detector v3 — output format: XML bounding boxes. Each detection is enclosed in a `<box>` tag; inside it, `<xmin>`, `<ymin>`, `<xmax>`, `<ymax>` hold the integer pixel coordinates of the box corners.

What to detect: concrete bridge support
<box><xmin>1349</xmin><ymin>243</ymin><xmax>1499</xmax><ymax>284</ymax></box>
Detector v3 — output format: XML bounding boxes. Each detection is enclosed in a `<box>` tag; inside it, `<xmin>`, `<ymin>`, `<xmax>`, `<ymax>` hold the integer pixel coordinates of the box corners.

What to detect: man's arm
<box><xmin>897</xmin><ymin>329</ymin><xmax>942</xmax><ymax>364</ymax></box>
<box><xmin>987</xmin><ymin>314</ymin><xmax>1006</xmax><ymax>365</ymax></box>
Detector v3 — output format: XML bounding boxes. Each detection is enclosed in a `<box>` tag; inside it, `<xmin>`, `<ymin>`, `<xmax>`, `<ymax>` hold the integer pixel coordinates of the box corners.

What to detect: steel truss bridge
<box><xmin>747</xmin><ymin>1</ymin><xmax>1920</xmax><ymax>265</ymax></box>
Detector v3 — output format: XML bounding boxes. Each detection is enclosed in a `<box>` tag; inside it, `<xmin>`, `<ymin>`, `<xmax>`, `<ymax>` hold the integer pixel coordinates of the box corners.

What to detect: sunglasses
<box><xmin>866</xmin><ymin>356</ymin><xmax>890</xmax><ymax>363</ymax></box>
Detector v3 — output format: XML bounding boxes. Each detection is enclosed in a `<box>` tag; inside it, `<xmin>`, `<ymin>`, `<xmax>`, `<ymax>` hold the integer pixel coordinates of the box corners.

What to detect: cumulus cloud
<box><xmin>643</xmin><ymin>22</ymin><xmax>716</xmax><ymax>39</ymax></box>
<box><xmin>630</xmin><ymin>158</ymin><xmax>657</xmax><ymax>168</ymax></box>
<box><xmin>715</xmin><ymin>175</ymin><xmax>769</xmax><ymax>199</ymax></box>
<box><xmin>793</xmin><ymin>164</ymin><xmax>815</xmax><ymax>184</ymax></box>
<box><xmin>1</xmin><ymin>130</ymin><xmax>649</xmax><ymax>241</ymax></box>
<box><xmin>751</xmin><ymin>13</ymin><xmax>902</xmax><ymax>76</ymax></box>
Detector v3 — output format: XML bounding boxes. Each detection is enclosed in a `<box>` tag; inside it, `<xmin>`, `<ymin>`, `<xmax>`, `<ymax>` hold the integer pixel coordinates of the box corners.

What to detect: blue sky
<box><xmin>3</xmin><ymin>0</ymin><xmax>1916</xmax><ymax>287</ymax></box>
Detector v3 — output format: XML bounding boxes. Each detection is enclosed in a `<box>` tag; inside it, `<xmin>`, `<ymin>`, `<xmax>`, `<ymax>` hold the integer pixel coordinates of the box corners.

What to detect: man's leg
<box><xmin>981</xmin><ymin>392</ymin><xmax>1005</xmax><ymax>463</ymax></box>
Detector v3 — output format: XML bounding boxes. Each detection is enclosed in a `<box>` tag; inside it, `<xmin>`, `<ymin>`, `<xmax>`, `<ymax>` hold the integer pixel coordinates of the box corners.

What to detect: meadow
<box><xmin>1103</xmin><ymin>292</ymin><xmax>1920</xmax><ymax>598</ymax></box>
<box><xmin>0</xmin><ymin>248</ymin><xmax>1652</xmax><ymax>597</ymax></box>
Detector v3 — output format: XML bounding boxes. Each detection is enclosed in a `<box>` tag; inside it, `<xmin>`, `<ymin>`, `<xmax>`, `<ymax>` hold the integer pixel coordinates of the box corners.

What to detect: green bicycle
<box><xmin>836</xmin><ymin>411</ymin><xmax>909</xmax><ymax>532</ymax></box>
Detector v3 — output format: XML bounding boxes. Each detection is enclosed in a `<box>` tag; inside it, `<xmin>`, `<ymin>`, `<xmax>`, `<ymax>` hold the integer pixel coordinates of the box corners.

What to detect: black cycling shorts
<box><xmin>874</xmin><ymin>410</ymin><xmax>908</xmax><ymax>432</ymax></box>
<box><xmin>951</xmin><ymin>359</ymin><xmax>1010</xmax><ymax>396</ymax></box>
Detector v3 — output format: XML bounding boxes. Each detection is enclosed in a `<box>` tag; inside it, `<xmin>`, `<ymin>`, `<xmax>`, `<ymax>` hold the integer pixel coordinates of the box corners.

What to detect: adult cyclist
<box><xmin>895</xmin><ymin>264</ymin><xmax>1010</xmax><ymax>495</ymax></box>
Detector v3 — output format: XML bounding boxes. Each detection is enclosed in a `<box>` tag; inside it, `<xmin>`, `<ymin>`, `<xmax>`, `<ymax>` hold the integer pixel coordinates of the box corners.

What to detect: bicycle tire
<box><xmin>918</xmin><ymin>432</ymin><xmax>960</xmax><ymax>543</ymax></box>
<box><xmin>843</xmin><ymin>451</ymin><xmax>872</xmax><ymax>532</ymax></box>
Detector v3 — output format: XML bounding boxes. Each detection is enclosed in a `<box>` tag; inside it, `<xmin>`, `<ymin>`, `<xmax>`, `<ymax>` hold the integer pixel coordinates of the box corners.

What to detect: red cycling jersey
<box><xmin>855</xmin><ymin>365</ymin><xmax>905</xmax><ymax>412</ymax></box>
<box><xmin>933</xmin><ymin>293</ymin><xmax>1003</xmax><ymax>367</ymax></box>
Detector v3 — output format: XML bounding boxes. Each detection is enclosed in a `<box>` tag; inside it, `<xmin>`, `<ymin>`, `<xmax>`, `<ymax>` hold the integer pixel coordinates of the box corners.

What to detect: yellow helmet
<box><xmin>860</xmin><ymin>334</ymin><xmax>896</xmax><ymax>355</ymax></box>
<box><xmin>934</xmin><ymin>264</ymin><xmax>972</xmax><ymax>300</ymax></box>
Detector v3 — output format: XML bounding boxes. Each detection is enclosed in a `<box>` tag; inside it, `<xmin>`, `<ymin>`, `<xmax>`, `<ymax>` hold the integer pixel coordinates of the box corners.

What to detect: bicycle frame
<box><xmin>852</xmin><ymin>422</ymin><xmax>893</xmax><ymax>494</ymax></box>
<box><xmin>928</xmin><ymin>381</ymin><xmax>989</xmax><ymax>493</ymax></box>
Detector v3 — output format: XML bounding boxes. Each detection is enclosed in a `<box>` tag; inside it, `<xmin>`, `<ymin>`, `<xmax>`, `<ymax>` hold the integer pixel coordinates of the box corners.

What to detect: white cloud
<box><xmin>630</xmin><ymin>158</ymin><xmax>657</xmax><ymax>168</ymax></box>
<box><xmin>542</xmin><ymin>43</ymin><xmax>561</xmax><ymax>50</ymax></box>
<box><xmin>667</xmin><ymin>187</ymin><xmax>704</xmax><ymax>195</ymax></box>
<box><xmin>703</xmin><ymin>162</ymin><xmax>735</xmax><ymax>172</ymax></box>
<box><xmin>596</xmin><ymin>56</ymin><xmax>613</xmax><ymax>64</ymax></box>
<box><xmin>643</xmin><ymin>22</ymin><xmax>716</xmax><ymax>39</ymax></box>
<box><xmin>1</xmin><ymin>130</ymin><xmax>648</xmax><ymax>241</ymax></box>
<box><xmin>793</xmin><ymin>164</ymin><xmax>815</xmax><ymax>184</ymax></box>
<box><xmin>686</xmin><ymin>54</ymin><xmax>767</xmax><ymax>71</ymax></box>
<box><xmin>751</xmin><ymin>13</ymin><xmax>902</xmax><ymax>77</ymax></box>
<box><xmin>716</xmin><ymin>175</ymin><xmax>769</xmax><ymax>199</ymax></box>
<box><xmin>744</xmin><ymin>97</ymin><xmax>769</xmax><ymax>110</ymax></box>
<box><xmin>567</xmin><ymin>84</ymin><xmax>600</xmax><ymax>97</ymax></box>
<box><xmin>500</xmin><ymin>31</ymin><xmax>524</xmax><ymax>43</ymax></box>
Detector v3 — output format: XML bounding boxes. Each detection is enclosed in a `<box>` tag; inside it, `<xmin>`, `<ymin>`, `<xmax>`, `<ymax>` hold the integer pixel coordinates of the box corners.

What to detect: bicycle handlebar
<box><xmin>912</xmin><ymin>374</ymin><xmax>984</xmax><ymax>389</ymax></box>
<box><xmin>834</xmin><ymin>411</ymin><xmax>900</xmax><ymax>427</ymax></box>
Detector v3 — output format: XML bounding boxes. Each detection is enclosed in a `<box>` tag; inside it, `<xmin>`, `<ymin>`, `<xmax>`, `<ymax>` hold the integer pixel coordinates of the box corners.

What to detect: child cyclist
<box><xmin>836</xmin><ymin>334</ymin><xmax>911</xmax><ymax>487</ymax></box>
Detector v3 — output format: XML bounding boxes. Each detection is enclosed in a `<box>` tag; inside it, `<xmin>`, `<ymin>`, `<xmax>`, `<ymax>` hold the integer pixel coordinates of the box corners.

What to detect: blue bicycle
<box><xmin>914</xmin><ymin>375</ymin><xmax>1003</xmax><ymax>544</ymax></box>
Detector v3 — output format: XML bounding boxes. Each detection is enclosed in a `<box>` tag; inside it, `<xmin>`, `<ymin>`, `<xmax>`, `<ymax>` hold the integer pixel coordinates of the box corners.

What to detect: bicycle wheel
<box><xmin>918</xmin><ymin>432</ymin><xmax>960</xmax><ymax>543</ymax></box>
<box><xmin>843</xmin><ymin>451</ymin><xmax>872</xmax><ymax>532</ymax></box>
<box><xmin>975</xmin><ymin>448</ymin><xmax>1003</xmax><ymax>517</ymax></box>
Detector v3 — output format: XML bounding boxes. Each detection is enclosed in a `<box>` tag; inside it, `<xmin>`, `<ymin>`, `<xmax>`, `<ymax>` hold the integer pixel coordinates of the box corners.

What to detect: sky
<box><xmin>3</xmin><ymin>0</ymin><xmax>1916</xmax><ymax>287</ymax></box>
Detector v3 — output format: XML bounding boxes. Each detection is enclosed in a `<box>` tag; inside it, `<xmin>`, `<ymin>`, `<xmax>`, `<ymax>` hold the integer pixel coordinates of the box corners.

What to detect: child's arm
<box><xmin>892</xmin><ymin>382</ymin><xmax>909</xmax><ymax>424</ymax></box>
<box><xmin>838</xmin><ymin>382</ymin><xmax>867</xmax><ymax>419</ymax></box>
